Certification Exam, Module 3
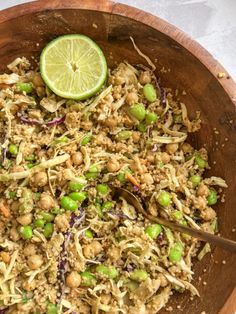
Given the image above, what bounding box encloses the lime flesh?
[40,34,107,100]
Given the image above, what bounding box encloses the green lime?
[40,34,107,100]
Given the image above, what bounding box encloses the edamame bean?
[117,168,132,182]
[130,269,149,282]
[102,201,114,210]
[137,123,147,132]
[169,243,183,262]
[40,212,55,222]
[157,191,171,207]
[85,229,93,238]
[80,271,96,286]
[195,155,207,169]
[60,196,78,211]
[81,135,92,146]
[145,112,158,125]
[117,130,132,141]
[145,224,162,239]
[85,165,99,179]
[8,191,16,199]
[96,265,119,279]
[207,189,218,205]
[171,211,183,220]
[143,83,157,102]
[51,208,64,215]
[16,82,33,94]
[8,144,18,155]
[25,154,36,161]
[68,191,87,202]
[46,303,58,314]
[69,180,85,191]
[20,225,33,239]
[34,219,45,228]
[54,136,68,144]
[190,175,201,187]
[44,223,54,238]
[96,184,109,195]
[129,103,146,121]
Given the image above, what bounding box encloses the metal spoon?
[113,187,236,253]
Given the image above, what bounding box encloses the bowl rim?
[0,0,235,312]
[0,0,236,109]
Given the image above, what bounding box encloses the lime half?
[40,34,107,100]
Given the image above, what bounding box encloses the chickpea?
[197,183,209,197]
[22,279,36,291]
[54,214,70,232]
[24,244,36,256]
[10,227,20,241]
[31,171,48,187]
[104,118,118,128]
[27,254,43,270]
[139,71,152,85]
[201,207,216,221]
[38,193,55,210]
[10,104,19,115]
[108,246,120,263]
[141,173,154,185]
[28,110,41,120]
[71,152,83,166]
[193,196,207,211]
[0,251,10,263]
[17,300,34,312]
[160,152,170,164]
[107,159,120,172]
[165,143,179,154]
[16,213,33,225]
[83,240,102,258]
[32,73,44,87]
[125,92,138,106]
[81,121,93,131]
[181,142,193,154]
[132,132,140,143]
[66,271,81,288]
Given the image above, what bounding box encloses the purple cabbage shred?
[45,116,65,127]
[152,144,158,152]
[0,309,8,314]
[19,115,43,125]
[56,208,85,304]
[18,114,65,127]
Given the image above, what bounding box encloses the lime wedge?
[40,34,107,100]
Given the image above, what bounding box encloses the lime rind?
[40,34,107,100]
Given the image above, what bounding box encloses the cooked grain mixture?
[0,57,227,314]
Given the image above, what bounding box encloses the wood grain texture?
[0,1,235,313]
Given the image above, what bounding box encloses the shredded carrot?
[126,172,140,188]
[0,202,10,218]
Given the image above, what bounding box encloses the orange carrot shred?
[0,202,10,218]
[126,172,140,188]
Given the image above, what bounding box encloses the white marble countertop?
[1,0,236,80]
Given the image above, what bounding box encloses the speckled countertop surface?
[1,0,236,80]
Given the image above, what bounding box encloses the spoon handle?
[114,187,236,253]
[148,215,236,253]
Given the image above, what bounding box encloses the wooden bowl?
[0,1,235,313]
